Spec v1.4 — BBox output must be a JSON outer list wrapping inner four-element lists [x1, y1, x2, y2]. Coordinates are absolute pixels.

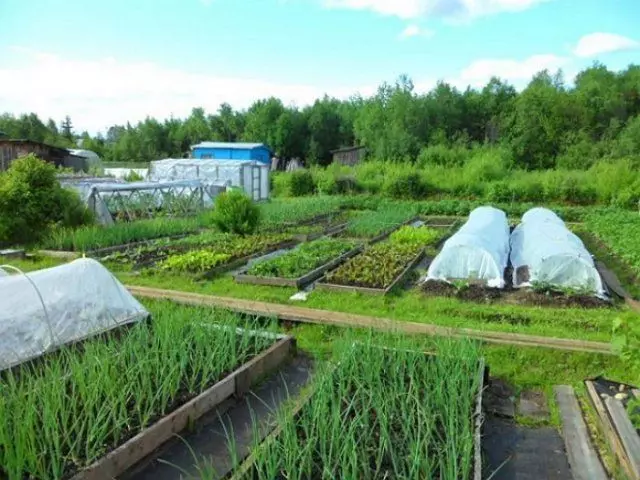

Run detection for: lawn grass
[[114, 271, 623, 342]]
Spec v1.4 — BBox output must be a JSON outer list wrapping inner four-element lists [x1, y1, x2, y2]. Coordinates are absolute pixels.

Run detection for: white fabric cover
[[426, 206, 510, 288], [0, 258, 148, 370], [148, 158, 270, 200], [510, 208, 605, 296]]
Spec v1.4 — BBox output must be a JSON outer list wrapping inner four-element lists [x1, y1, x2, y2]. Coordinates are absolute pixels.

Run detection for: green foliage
[[159, 233, 292, 274], [123, 170, 144, 182], [346, 202, 418, 238], [0, 303, 275, 480], [325, 240, 422, 289], [244, 334, 481, 478], [383, 171, 429, 199], [287, 170, 316, 197], [0, 154, 93, 246], [389, 225, 442, 248], [211, 189, 260, 236], [612, 315, 640, 387], [247, 238, 356, 278], [585, 210, 640, 274], [44, 215, 208, 251], [259, 196, 344, 229]]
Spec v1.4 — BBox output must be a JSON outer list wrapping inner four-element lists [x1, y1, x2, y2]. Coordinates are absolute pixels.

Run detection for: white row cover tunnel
[[424, 206, 605, 296], [426, 206, 510, 288], [510, 208, 605, 296], [0, 259, 149, 370]]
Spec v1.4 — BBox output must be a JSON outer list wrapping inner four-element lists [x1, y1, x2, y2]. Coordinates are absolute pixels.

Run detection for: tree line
[[1, 62, 639, 170]]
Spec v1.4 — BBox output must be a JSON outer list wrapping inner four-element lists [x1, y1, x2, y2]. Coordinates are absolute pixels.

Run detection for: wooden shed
[[331, 146, 366, 166], [0, 139, 87, 172]]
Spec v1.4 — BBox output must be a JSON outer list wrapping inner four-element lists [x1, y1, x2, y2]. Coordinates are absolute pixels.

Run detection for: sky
[[0, 0, 639, 134]]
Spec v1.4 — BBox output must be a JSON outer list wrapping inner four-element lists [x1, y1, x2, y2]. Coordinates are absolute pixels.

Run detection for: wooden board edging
[[604, 397, 640, 479], [127, 286, 614, 355], [554, 385, 608, 480], [71, 335, 294, 480]]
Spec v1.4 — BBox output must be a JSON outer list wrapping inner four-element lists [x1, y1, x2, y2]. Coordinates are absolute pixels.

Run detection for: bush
[[416, 144, 469, 167], [383, 172, 429, 200], [288, 170, 316, 196], [0, 154, 93, 246], [211, 189, 260, 236]]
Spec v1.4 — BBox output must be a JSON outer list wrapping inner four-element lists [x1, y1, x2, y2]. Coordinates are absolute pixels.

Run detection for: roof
[[190, 142, 267, 150], [0, 139, 71, 155], [330, 145, 366, 154]]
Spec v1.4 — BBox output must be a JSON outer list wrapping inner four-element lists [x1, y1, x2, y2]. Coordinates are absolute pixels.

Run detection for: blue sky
[[1, 0, 638, 133]]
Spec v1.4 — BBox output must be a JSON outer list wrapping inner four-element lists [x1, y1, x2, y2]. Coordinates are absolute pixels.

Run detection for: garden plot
[[234, 238, 361, 289], [317, 225, 444, 295], [228, 336, 484, 480], [0, 303, 294, 480], [510, 208, 606, 297], [102, 231, 296, 276], [339, 204, 419, 242]]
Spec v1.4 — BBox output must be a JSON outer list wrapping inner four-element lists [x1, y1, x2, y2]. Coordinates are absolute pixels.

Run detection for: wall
[[192, 146, 271, 164]]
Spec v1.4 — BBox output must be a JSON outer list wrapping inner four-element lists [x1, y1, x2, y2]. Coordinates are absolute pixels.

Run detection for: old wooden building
[[331, 146, 366, 166], [0, 139, 87, 172]]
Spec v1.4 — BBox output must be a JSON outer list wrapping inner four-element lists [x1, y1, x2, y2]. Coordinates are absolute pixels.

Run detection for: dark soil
[[421, 279, 502, 304]]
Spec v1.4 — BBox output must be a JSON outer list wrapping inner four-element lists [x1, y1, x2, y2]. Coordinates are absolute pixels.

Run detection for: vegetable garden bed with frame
[[315, 249, 426, 296], [69, 329, 296, 480], [233, 242, 364, 289], [227, 343, 486, 480]]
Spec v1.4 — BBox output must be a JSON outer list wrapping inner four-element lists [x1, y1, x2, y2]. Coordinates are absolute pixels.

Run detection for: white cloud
[[455, 53, 569, 88], [573, 32, 639, 58], [399, 24, 434, 39], [0, 49, 376, 134], [322, 0, 550, 20]]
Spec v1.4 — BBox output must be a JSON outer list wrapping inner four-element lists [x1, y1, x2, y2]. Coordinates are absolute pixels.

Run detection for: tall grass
[[0, 302, 275, 479], [259, 197, 344, 229], [43, 214, 211, 251], [240, 334, 482, 479]]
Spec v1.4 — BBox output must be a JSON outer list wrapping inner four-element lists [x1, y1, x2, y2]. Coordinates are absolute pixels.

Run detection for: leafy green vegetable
[[345, 203, 418, 238], [585, 210, 640, 274], [325, 241, 422, 289], [389, 225, 442, 248], [248, 238, 356, 278]]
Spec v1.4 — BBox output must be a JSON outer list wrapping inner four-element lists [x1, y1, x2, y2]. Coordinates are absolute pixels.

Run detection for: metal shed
[[191, 142, 272, 164]]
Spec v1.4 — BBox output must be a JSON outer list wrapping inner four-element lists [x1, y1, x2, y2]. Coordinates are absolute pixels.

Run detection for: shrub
[[416, 144, 469, 167], [288, 170, 316, 196], [486, 181, 513, 203], [383, 172, 428, 199], [211, 189, 260, 236], [0, 154, 93, 246], [124, 170, 144, 182]]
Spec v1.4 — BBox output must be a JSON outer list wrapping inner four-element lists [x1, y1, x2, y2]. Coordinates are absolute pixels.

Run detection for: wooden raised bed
[[316, 249, 425, 295], [70, 331, 296, 480], [197, 239, 300, 280], [585, 379, 640, 479], [228, 346, 486, 480], [234, 244, 364, 289]]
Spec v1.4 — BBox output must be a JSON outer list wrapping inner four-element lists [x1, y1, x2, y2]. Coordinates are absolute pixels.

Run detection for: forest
[[1, 63, 639, 172]]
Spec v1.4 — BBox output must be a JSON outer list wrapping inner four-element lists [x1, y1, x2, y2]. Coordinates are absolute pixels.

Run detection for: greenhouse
[[425, 206, 510, 287], [0, 258, 149, 370], [510, 208, 605, 296]]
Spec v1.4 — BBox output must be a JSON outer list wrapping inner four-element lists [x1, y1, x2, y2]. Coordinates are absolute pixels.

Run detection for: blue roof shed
[[191, 142, 272, 164]]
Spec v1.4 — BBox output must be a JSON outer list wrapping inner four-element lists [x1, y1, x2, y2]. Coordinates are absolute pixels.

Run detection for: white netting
[[426, 206, 510, 288], [510, 207, 605, 296], [0, 258, 149, 370]]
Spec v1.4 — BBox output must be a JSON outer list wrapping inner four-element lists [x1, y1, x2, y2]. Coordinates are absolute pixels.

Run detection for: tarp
[[426, 206, 510, 288], [0, 258, 149, 370], [510, 207, 605, 296]]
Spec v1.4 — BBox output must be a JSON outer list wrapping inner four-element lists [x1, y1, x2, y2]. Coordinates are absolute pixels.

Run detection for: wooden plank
[[72, 336, 294, 480], [584, 380, 632, 478], [554, 385, 608, 480], [126, 286, 614, 354], [605, 397, 640, 479], [37, 249, 80, 260]]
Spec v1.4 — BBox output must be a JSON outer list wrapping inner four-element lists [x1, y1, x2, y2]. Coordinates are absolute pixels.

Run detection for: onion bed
[[0, 304, 275, 480], [240, 335, 482, 479]]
